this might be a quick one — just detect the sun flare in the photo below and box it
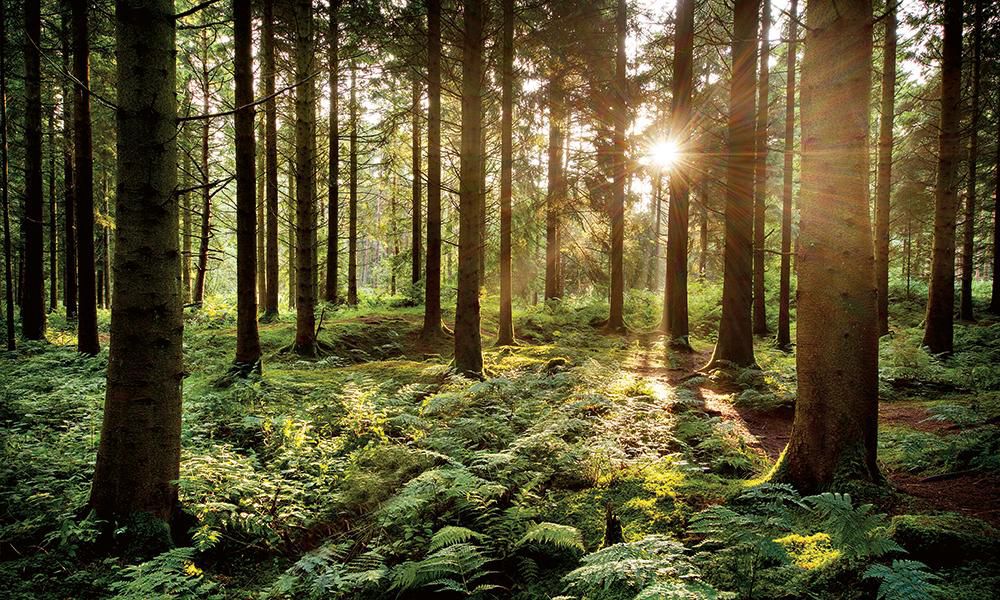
[647,139,681,170]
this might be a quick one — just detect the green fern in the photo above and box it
[864,560,941,600]
[430,525,487,551]
[110,547,222,600]
[389,542,499,597]
[516,522,585,552]
[804,493,903,559]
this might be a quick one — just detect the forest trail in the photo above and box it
[623,341,1000,527]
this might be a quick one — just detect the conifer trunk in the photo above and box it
[48,110,57,312]
[752,0,770,336]
[922,0,964,355]
[545,72,564,302]
[325,0,339,304]
[411,77,422,285]
[193,29,212,305]
[771,0,879,492]
[606,0,627,333]
[91,0,182,524]
[61,14,77,320]
[959,0,981,321]
[1,0,13,349]
[421,0,444,338]
[497,0,515,345]
[991,112,1000,314]
[776,0,797,350]
[263,0,279,316]
[348,63,358,306]
[182,149,192,302]
[874,6,896,335]
[293,0,317,355]
[74,0,99,354]
[22,0,45,339]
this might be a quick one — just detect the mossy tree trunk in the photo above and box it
[293,0,317,355]
[771,0,880,493]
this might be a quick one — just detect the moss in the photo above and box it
[888,513,1000,566]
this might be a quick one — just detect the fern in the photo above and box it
[517,522,585,552]
[110,547,222,600]
[430,525,487,551]
[864,560,941,600]
[803,493,903,559]
[389,542,499,598]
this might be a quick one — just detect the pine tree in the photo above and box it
[74,0,99,355]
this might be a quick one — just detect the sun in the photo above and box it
[647,139,681,170]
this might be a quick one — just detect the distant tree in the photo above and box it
[454,0,485,377]
[47,110,57,313]
[193,25,213,306]
[90,0,182,526]
[922,0,964,355]
[605,0,627,333]
[874,5,896,335]
[959,0,982,321]
[752,0,770,336]
[497,0,515,346]
[61,8,77,320]
[707,0,759,369]
[411,76,422,286]
[991,110,1000,313]
[293,0,318,355]
[776,0,798,351]
[74,0,99,355]
[545,68,565,302]
[325,0,340,304]
[22,0,45,340]
[263,0,280,317]
[1,0,12,350]
[772,0,880,492]
[421,0,444,339]
[348,62,358,306]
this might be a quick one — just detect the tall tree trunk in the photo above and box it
[193,27,212,305]
[874,6,896,335]
[776,0,798,350]
[102,178,110,307]
[287,162,296,308]
[48,110,57,312]
[698,178,708,278]
[663,0,693,347]
[752,0,770,335]
[90,0,182,526]
[922,0,964,355]
[263,0,280,315]
[606,0,627,333]
[391,174,398,295]
[256,115,266,309]
[324,0,339,303]
[544,71,564,301]
[293,0,317,355]
[497,0,515,345]
[74,0,99,354]
[412,76,422,285]
[650,172,661,291]
[771,0,879,493]
[1,0,13,349]
[707,0,759,369]
[22,0,45,339]
[62,12,77,320]
[421,0,444,338]
[234,0,261,369]
[455,0,485,377]
[959,0,982,321]
[991,106,1000,313]
[348,63,358,305]
[182,149,192,302]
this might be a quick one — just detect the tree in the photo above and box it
[234,0,261,370]
[545,70,565,302]
[181,146,192,302]
[421,0,444,339]
[193,24,213,306]
[771,0,880,492]
[263,0,280,317]
[605,0,627,333]
[348,62,358,306]
[294,0,318,355]
[752,0,770,336]
[74,0,99,355]
[992,111,1000,314]
[454,0,485,377]
[90,0,183,525]
[61,10,77,320]
[874,6,896,335]
[959,0,982,321]
[411,76,422,286]
[706,0,759,369]
[47,111,57,313]
[663,0,693,348]
[496,0,515,346]
[325,0,340,304]
[1,0,12,350]
[922,0,964,355]
[776,0,797,351]
[22,0,45,340]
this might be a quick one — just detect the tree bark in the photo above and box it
[1,0,13,349]
[752,0,770,335]
[698,178,708,278]
[771,0,880,493]
[22,0,45,339]
[181,148,192,302]
[74,0,99,354]
[959,0,981,321]
[48,110,57,312]
[922,0,963,355]
[263,0,280,316]
[61,11,77,320]
[663,0,693,347]
[545,71,564,302]
[411,76,422,285]
[874,6,896,335]
[287,161,295,309]
[421,0,444,338]
[293,0,317,355]
[193,27,212,305]
[348,62,358,305]
[497,0,515,346]
[90,0,182,526]
[991,101,1000,314]
[256,114,266,309]
[454,0,485,377]
[606,0,627,333]
[707,0,759,369]
[234,0,261,369]
[102,178,110,308]
[324,0,339,304]
[776,0,797,350]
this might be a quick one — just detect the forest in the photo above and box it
[0,0,999,598]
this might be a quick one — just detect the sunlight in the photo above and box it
[646,139,681,170]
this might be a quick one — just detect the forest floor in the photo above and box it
[2,291,1000,599]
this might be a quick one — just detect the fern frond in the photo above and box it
[864,560,941,600]
[430,525,487,551]
[516,522,584,552]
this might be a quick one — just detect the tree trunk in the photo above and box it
[663,0,693,347]
[771,0,879,493]
[922,0,963,355]
[752,0,770,336]
[22,0,45,339]
[48,110,57,312]
[421,0,444,338]
[182,149,192,302]
[90,0,182,526]
[698,178,708,278]
[102,179,110,307]
[256,115,266,309]
[959,0,981,321]
[545,72,564,302]
[707,0,759,369]
[193,34,211,305]
[293,0,317,355]
[287,162,295,309]
[74,0,99,354]
[776,0,798,350]
[412,76,422,285]
[874,6,895,335]
[263,0,280,316]
[454,0,485,377]
[606,0,627,333]
[497,0,515,346]
[324,0,339,304]
[61,12,77,320]
[348,63,358,306]
[234,0,261,369]
[991,101,1000,313]
[1,0,13,349]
